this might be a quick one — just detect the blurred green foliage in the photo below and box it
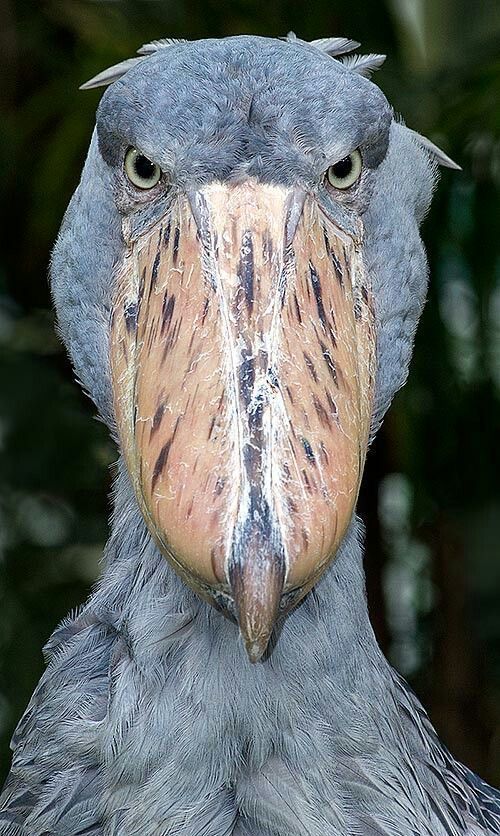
[0,0,499,785]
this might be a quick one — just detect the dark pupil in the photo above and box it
[134,154,156,181]
[332,155,353,179]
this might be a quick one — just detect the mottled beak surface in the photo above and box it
[110,182,375,660]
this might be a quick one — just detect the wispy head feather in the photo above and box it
[407,128,461,170]
[80,33,390,91]
[339,53,387,78]
[307,36,361,56]
[137,38,186,55]
[288,33,385,77]
[80,57,144,90]
[80,38,184,90]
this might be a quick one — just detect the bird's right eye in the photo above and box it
[325,149,363,190]
[124,147,162,189]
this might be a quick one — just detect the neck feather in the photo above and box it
[90,464,392,730]
[44,464,482,835]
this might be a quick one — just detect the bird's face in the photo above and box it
[54,36,440,661]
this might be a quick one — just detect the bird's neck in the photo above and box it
[90,467,396,741]
[68,466,466,833]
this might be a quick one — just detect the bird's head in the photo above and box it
[51,35,457,661]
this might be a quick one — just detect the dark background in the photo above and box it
[0,0,499,786]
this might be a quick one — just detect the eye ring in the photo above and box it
[325,149,363,190]
[124,147,162,190]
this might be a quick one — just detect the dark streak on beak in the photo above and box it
[187,187,306,661]
[226,214,290,661]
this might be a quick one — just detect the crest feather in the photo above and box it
[407,129,461,170]
[80,38,184,90]
[79,57,144,90]
[80,34,389,92]
[290,35,385,77]
[287,32,361,57]
[339,53,387,77]
[137,38,186,55]
[309,37,361,56]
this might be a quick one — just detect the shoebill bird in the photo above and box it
[0,33,498,836]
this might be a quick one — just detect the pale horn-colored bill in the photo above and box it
[110,182,375,660]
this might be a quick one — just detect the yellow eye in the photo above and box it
[124,147,161,189]
[326,149,363,189]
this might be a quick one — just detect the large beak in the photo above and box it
[110,182,375,661]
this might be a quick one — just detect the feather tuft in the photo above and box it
[80,57,144,90]
[286,33,360,57]
[339,52,386,77]
[407,128,462,170]
[80,38,184,90]
[137,38,186,55]
[309,37,361,56]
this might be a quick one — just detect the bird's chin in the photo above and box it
[110,181,376,661]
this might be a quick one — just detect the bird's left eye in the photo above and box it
[124,147,162,189]
[326,149,363,190]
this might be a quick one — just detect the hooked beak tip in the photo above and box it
[229,537,285,663]
[238,606,278,663]
[245,638,270,664]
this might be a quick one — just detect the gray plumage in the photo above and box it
[0,34,497,836]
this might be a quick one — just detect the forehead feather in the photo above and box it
[96,35,391,180]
